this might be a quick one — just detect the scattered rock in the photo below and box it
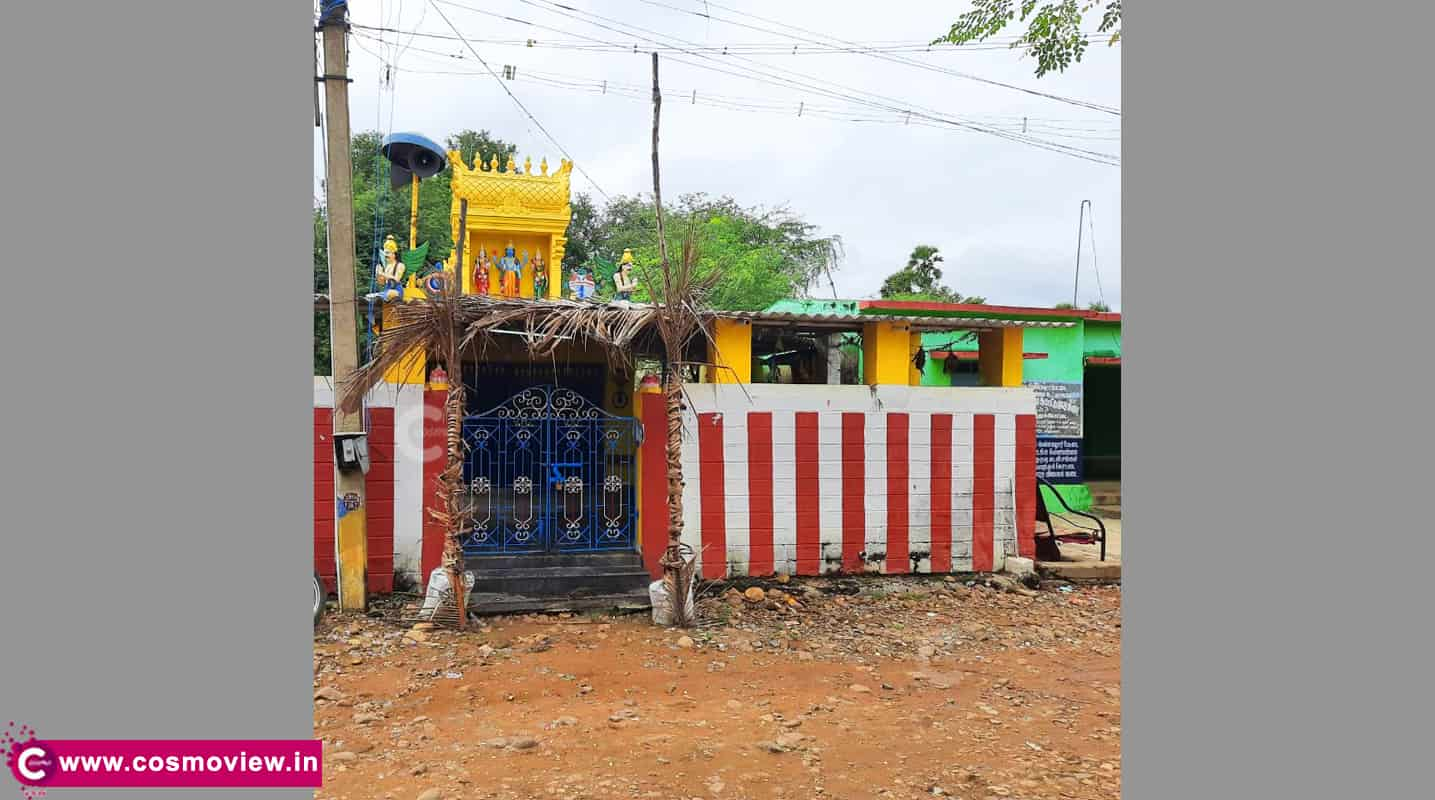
[417,789,443,800]
[744,587,767,603]
[412,622,436,632]
[758,740,787,753]
[481,738,511,749]
[917,645,936,660]
[507,736,539,751]
[723,588,745,607]
[548,716,579,728]
[405,630,429,644]
[330,751,357,763]
[477,644,495,658]
[677,636,695,649]
[848,684,872,694]
[410,764,428,775]
[776,732,805,750]
[353,713,382,725]
[314,686,345,702]
[780,719,803,729]
[776,573,791,584]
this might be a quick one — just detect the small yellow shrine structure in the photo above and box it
[450,152,572,299]
[379,151,575,384]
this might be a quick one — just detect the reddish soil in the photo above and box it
[314,577,1120,800]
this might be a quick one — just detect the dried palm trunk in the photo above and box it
[650,52,702,626]
[439,374,468,629]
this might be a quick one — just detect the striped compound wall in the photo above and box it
[641,384,1038,579]
[313,379,428,593]
[316,379,1039,593]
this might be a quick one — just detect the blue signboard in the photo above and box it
[1036,436,1083,483]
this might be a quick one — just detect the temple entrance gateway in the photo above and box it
[460,385,641,556]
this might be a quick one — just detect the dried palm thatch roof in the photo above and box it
[336,295,661,414]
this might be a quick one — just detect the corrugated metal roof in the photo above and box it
[710,309,1075,330]
[312,294,1074,330]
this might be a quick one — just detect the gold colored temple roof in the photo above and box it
[448,151,573,234]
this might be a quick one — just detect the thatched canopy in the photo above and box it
[337,296,663,413]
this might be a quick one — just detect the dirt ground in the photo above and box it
[313,576,1121,800]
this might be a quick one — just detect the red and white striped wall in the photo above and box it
[316,379,1039,594]
[639,384,1037,579]
[313,378,428,593]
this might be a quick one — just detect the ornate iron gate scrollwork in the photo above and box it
[461,385,641,554]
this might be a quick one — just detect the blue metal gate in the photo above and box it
[461,385,642,555]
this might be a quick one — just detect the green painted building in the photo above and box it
[765,298,1121,511]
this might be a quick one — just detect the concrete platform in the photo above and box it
[1037,508,1122,582]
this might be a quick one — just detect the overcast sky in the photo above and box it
[315,0,1121,310]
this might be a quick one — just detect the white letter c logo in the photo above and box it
[17,746,50,781]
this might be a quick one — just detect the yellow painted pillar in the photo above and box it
[862,321,913,385]
[548,236,564,299]
[708,318,753,383]
[978,328,1024,387]
[379,305,427,385]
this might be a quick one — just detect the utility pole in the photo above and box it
[319,1,367,611]
[1072,199,1090,308]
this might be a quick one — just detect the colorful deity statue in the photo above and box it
[613,248,639,301]
[496,241,525,298]
[374,235,404,301]
[473,246,492,295]
[531,250,548,299]
[568,264,596,300]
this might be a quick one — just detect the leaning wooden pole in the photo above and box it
[651,51,696,627]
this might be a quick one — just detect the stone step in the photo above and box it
[467,590,651,616]
[465,551,652,598]
[1035,560,1122,582]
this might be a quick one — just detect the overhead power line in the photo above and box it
[424,0,613,200]
[431,0,1118,166]
[352,32,1121,143]
[632,0,1119,116]
[350,22,1118,55]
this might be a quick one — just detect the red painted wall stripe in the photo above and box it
[313,408,337,594]
[364,408,396,593]
[420,389,447,591]
[314,407,394,595]
[794,412,821,575]
[746,412,776,576]
[697,412,728,580]
[886,413,910,573]
[972,414,995,572]
[929,414,953,573]
[639,392,670,579]
[841,412,866,573]
[1015,414,1038,559]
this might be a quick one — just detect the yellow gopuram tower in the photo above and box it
[380,152,575,384]
[449,152,572,299]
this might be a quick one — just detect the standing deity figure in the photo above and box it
[531,250,549,299]
[496,241,525,298]
[568,264,596,300]
[374,235,405,301]
[473,246,492,295]
[613,248,639,301]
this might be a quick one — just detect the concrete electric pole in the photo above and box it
[319,1,368,611]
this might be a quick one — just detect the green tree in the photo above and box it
[879,246,985,304]
[571,193,841,310]
[1087,300,1110,312]
[933,0,1121,78]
